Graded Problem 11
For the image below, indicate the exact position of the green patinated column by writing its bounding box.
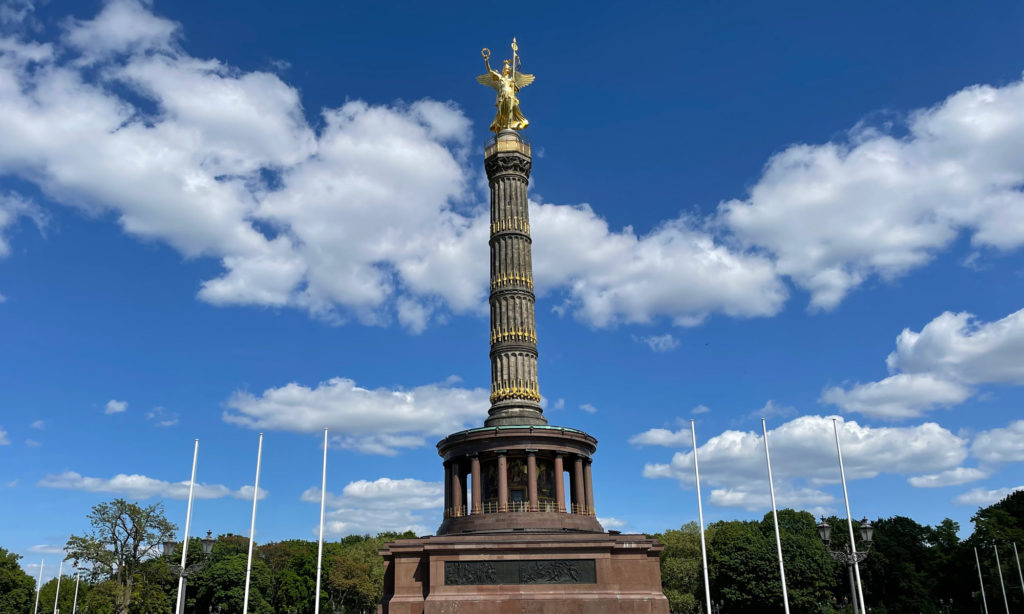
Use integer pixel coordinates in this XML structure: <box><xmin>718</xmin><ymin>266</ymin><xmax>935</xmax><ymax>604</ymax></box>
<box><xmin>484</xmin><ymin>129</ymin><xmax>546</xmax><ymax>427</ymax></box>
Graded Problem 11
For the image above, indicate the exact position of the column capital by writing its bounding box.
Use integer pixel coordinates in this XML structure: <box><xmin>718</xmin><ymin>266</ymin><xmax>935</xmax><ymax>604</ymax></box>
<box><xmin>525</xmin><ymin>448</ymin><xmax>538</xmax><ymax>455</ymax></box>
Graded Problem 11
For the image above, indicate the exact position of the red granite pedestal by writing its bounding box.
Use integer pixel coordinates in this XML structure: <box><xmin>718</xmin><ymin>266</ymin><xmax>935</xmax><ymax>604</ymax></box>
<box><xmin>379</xmin><ymin>532</ymin><xmax>668</xmax><ymax>614</ymax></box>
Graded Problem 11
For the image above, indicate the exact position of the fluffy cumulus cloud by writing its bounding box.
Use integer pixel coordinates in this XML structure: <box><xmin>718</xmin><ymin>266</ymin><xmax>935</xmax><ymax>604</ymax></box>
<box><xmin>629</xmin><ymin>425</ymin><xmax>692</xmax><ymax>448</ymax></box>
<box><xmin>954</xmin><ymin>485</ymin><xmax>1024</xmax><ymax>507</ymax></box>
<box><xmin>823</xmin><ymin>308</ymin><xmax>1024</xmax><ymax>418</ymax></box>
<box><xmin>971</xmin><ymin>420</ymin><xmax>1024</xmax><ymax>464</ymax></box>
<box><xmin>301</xmin><ymin>478</ymin><xmax>442</xmax><ymax>536</ymax></box>
<box><xmin>0</xmin><ymin>0</ymin><xmax>789</xmax><ymax>332</ymax></box>
<box><xmin>37</xmin><ymin>470</ymin><xmax>266</xmax><ymax>500</ymax></box>
<box><xmin>223</xmin><ymin>377</ymin><xmax>488</xmax><ymax>455</ymax></box>
<box><xmin>720</xmin><ymin>79</ymin><xmax>1024</xmax><ymax>310</ymax></box>
<box><xmin>639</xmin><ymin>415</ymin><xmax>968</xmax><ymax>511</ymax></box>
<box><xmin>906</xmin><ymin>467</ymin><xmax>988</xmax><ymax>488</ymax></box>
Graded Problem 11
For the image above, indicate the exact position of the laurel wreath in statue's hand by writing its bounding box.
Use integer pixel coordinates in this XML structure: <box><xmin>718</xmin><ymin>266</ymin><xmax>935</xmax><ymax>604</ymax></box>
<box><xmin>481</xmin><ymin>48</ymin><xmax>490</xmax><ymax>60</ymax></box>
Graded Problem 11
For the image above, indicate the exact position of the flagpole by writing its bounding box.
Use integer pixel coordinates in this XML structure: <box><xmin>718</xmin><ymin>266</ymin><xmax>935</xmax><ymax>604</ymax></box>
<box><xmin>976</xmin><ymin>547</ymin><xmax>990</xmax><ymax>614</ymax></box>
<box><xmin>33</xmin><ymin>560</ymin><xmax>43</xmax><ymax>614</ymax></box>
<box><xmin>994</xmin><ymin>545</ymin><xmax>1010</xmax><ymax>614</ymax></box>
<box><xmin>176</xmin><ymin>439</ymin><xmax>199</xmax><ymax>614</ymax></box>
<box><xmin>1014</xmin><ymin>543</ymin><xmax>1024</xmax><ymax>602</ymax></box>
<box><xmin>691</xmin><ymin>420</ymin><xmax>713</xmax><ymax>614</ymax></box>
<box><xmin>833</xmin><ymin>418</ymin><xmax>867</xmax><ymax>613</ymax></box>
<box><xmin>71</xmin><ymin>571</ymin><xmax>80</xmax><ymax>614</ymax></box>
<box><xmin>314</xmin><ymin>428</ymin><xmax>328</xmax><ymax>614</ymax></box>
<box><xmin>242</xmin><ymin>433</ymin><xmax>263</xmax><ymax>614</ymax></box>
<box><xmin>762</xmin><ymin>419</ymin><xmax>791</xmax><ymax>613</ymax></box>
<box><xmin>52</xmin><ymin>560</ymin><xmax>63</xmax><ymax>614</ymax></box>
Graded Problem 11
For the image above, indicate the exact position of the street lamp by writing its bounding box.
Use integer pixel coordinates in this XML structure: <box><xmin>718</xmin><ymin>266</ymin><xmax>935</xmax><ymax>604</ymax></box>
<box><xmin>163</xmin><ymin>531</ymin><xmax>216</xmax><ymax>614</ymax></box>
<box><xmin>818</xmin><ymin>517</ymin><xmax>873</xmax><ymax>614</ymax></box>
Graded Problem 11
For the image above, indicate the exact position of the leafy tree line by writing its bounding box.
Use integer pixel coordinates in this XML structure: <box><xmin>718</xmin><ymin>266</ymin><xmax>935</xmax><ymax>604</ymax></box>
<box><xmin>655</xmin><ymin>490</ymin><xmax>1024</xmax><ymax>613</ymax></box>
<box><xmin>4</xmin><ymin>492</ymin><xmax>1022</xmax><ymax>614</ymax></box>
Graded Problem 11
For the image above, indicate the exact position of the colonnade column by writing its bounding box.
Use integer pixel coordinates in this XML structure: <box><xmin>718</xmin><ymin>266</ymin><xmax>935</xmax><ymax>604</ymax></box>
<box><xmin>553</xmin><ymin>453</ymin><xmax>565</xmax><ymax>512</ymax></box>
<box><xmin>573</xmin><ymin>456</ymin><xmax>585</xmax><ymax>514</ymax></box>
<box><xmin>443</xmin><ymin>461</ymin><xmax>451</xmax><ymax>518</ymax></box>
<box><xmin>584</xmin><ymin>458</ymin><xmax>595</xmax><ymax>516</ymax></box>
<box><xmin>526</xmin><ymin>450</ymin><xmax>538</xmax><ymax>512</ymax></box>
<box><xmin>497</xmin><ymin>452</ymin><xmax>509</xmax><ymax>512</ymax></box>
<box><xmin>451</xmin><ymin>462</ymin><xmax>463</xmax><ymax>516</ymax></box>
<box><xmin>470</xmin><ymin>454</ymin><xmax>482</xmax><ymax>515</ymax></box>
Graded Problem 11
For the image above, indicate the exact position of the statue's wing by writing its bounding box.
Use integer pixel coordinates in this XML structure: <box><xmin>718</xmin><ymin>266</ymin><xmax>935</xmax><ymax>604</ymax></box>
<box><xmin>476</xmin><ymin>73</ymin><xmax>499</xmax><ymax>90</ymax></box>
<box><xmin>514</xmin><ymin>72</ymin><xmax>535</xmax><ymax>89</ymax></box>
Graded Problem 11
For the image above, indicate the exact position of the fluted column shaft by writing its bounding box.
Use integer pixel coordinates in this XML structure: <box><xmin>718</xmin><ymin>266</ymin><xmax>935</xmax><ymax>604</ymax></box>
<box><xmin>485</xmin><ymin>130</ymin><xmax>545</xmax><ymax>427</ymax></box>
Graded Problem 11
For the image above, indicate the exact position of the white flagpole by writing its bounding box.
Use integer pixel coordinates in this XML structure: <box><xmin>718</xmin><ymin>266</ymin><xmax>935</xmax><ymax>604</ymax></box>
<box><xmin>243</xmin><ymin>433</ymin><xmax>264</xmax><ymax>614</ymax></box>
<box><xmin>690</xmin><ymin>420</ymin><xmax>713</xmax><ymax>614</ymax></box>
<box><xmin>33</xmin><ymin>560</ymin><xmax>43</xmax><ymax>614</ymax></box>
<box><xmin>1014</xmin><ymin>543</ymin><xmax>1024</xmax><ymax>602</ymax></box>
<box><xmin>762</xmin><ymin>419</ymin><xmax>791</xmax><ymax>613</ymax></box>
<box><xmin>52</xmin><ymin>560</ymin><xmax>63</xmax><ymax>614</ymax></box>
<box><xmin>994</xmin><ymin>545</ymin><xmax>1010</xmax><ymax>614</ymax></box>
<box><xmin>176</xmin><ymin>439</ymin><xmax>199</xmax><ymax>614</ymax></box>
<box><xmin>976</xmin><ymin>547</ymin><xmax>990</xmax><ymax>614</ymax></box>
<box><xmin>314</xmin><ymin>428</ymin><xmax>328</xmax><ymax>614</ymax></box>
<box><xmin>71</xmin><ymin>571</ymin><xmax>80</xmax><ymax>614</ymax></box>
<box><xmin>832</xmin><ymin>419</ymin><xmax>866</xmax><ymax>614</ymax></box>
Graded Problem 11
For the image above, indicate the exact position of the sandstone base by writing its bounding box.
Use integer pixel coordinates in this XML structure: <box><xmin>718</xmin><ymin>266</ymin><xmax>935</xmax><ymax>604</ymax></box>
<box><xmin>378</xmin><ymin>532</ymin><xmax>669</xmax><ymax>614</ymax></box>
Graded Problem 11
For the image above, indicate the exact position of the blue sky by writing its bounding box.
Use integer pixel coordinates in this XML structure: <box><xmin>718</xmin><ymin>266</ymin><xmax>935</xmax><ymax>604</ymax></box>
<box><xmin>2</xmin><ymin>0</ymin><xmax>1024</xmax><ymax>582</ymax></box>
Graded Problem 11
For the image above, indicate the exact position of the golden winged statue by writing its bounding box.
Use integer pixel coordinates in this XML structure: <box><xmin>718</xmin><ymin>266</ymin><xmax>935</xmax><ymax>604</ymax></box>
<box><xmin>477</xmin><ymin>39</ymin><xmax>535</xmax><ymax>132</ymax></box>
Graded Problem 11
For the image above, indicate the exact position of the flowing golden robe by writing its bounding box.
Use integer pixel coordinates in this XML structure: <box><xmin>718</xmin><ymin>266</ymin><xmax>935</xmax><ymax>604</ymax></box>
<box><xmin>477</xmin><ymin>66</ymin><xmax>534</xmax><ymax>132</ymax></box>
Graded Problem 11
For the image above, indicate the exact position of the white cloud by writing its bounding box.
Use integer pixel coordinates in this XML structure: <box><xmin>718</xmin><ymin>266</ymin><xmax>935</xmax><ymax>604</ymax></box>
<box><xmin>30</xmin><ymin>420</ymin><xmax>44</xmax><ymax>429</ymax></box>
<box><xmin>146</xmin><ymin>406</ymin><xmax>178</xmax><ymax>427</ymax></box>
<box><xmin>579</xmin><ymin>403</ymin><xmax>597</xmax><ymax>414</ymax></box>
<box><xmin>641</xmin><ymin>415</ymin><xmax>967</xmax><ymax>510</ymax></box>
<box><xmin>748</xmin><ymin>400</ymin><xmax>796</xmax><ymax>420</ymax></box>
<box><xmin>223</xmin><ymin>377</ymin><xmax>488</xmax><ymax>455</ymax></box>
<box><xmin>691</xmin><ymin>405</ymin><xmax>711</xmax><ymax>415</ymax></box>
<box><xmin>971</xmin><ymin>420</ymin><xmax>1024</xmax><ymax>464</ymax></box>
<box><xmin>0</xmin><ymin>425</ymin><xmax>9</xmax><ymax>445</ymax></box>
<box><xmin>27</xmin><ymin>544</ymin><xmax>64</xmax><ymax>555</ymax></box>
<box><xmin>37</xmin><ymin>471</ymin><xmax>267</xmax><ymax>500</ymax></box>
<box><xmin>0</xmin><ymin>192</ymin><xmax>43</xmax><ymax>259</ymax></box>
<box><xmin>708</xmin><ymin>486</ymin><xmax>834</xmax><ymax>512</ymax></box>
<box><xmin>552</xmin><ymin>398</ymin><xmax>565</xmax><ymax>410</ymax></box>
<box><xmin>635</xmin><ymin>333</ymin><xmax>680</xmax><ymax>352</ymax></box>
<box><xmin>821</xmin><ymin>374</ymin><xmax>969</xmax><ymax>419</ymax></box>
<box><xmin>887</xmin><ymin>309</ymin><xmax>1024</xmax><ymax>386</ymax></box>
<box><xmin>0</xmin><ymin>0</ymin><xmax>35</xmax><ymax>26</ymax></box>
<box><xmin>629</xmin><ymin>426</ymin><xmax>692</xmax><ymax>448</ymax></box>
<box><xmin>907</xmin><ymin>467</ymin><xmax>988</xmax><ymax>488</ymax></box>
<box><xmin>822</xmin><ymin>308</ymin><xmax>1024</xmax><ymax>418</ymax></box>
<box><xmin>5</xmin><ymin>479</ymin><xmax>17</xmax><ymax>487</ymax></box>
<box><xmin>597</xmin><ymin>517</ymin><xmax>626</xmax><ymax>529</ymax></box>
<box><xmin>533</xmin><ymin>204</ymin><xmax>786</xmax><ymax>327</ymax></box>
<box><xmin>24</xmin><ymin>438</ymin><xmax>39</xmax><ymax>447</ymax></box>
<box><xmin>63</xmin><ymin>0</ymin><xmax>178</xmax><ymax>61</ymax></box>
<box><xmin>0</xmin><ymin>2</ymin><xmax>789</xmax><ymax>333</ymax></box>
<box><xmin>104</xmin><ymin>399</ymin><xmax>127</xmax><ymax>414</ymax></box>
<box><xmin>302</xmin><ymin>478</ymin><xmax>442</xmax><ymax>537</ymax></box>
<box><xmin>721</xmin><ymin>78</ymin><xmax>1024</xmax><ymax>310</ymax></box>
<box><xmin>954</xmin><ymin>485</ymin><xmax>1024</xmax><ymax>507</ymax></box>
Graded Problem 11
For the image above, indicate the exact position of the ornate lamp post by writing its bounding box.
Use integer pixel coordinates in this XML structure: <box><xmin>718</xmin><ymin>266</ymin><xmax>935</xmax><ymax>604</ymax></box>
<box><xmin>818</xmin><ymin>517</ymin><xmax>873</xmax><ymax>614</ymax></box>
<box><xmin>162</xmin><ymin>531</ymin><xmax>216</xmax><ymax>614</ymax></box>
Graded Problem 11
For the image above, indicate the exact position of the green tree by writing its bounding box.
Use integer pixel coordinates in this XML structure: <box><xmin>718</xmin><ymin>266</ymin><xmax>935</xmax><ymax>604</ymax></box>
<box><xmin>0</xmin><ymin>547</ymin><xmax>37</xmax><ymax>614</ymax></box>
<box><xmin>652</xmin><ymin>521</ymin><xmax>708</xmax><ymax>613</ymax></box>
<box><xmin>65</xmin><ymin>499</ymin><xmax>177</xmax><ymax>614</ymax></box>
<box><xmin>37</xmin><ymin>573</ymin><xmax>87</xmax><ymax>614</ymax></box>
